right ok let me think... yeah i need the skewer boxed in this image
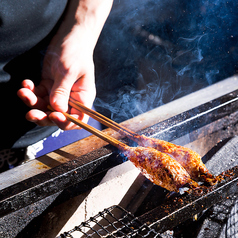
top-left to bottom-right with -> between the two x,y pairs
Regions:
69,97 -> 141,142
48,104 -> 204,191
67,99 -> 217,185
47,105 -> 127,150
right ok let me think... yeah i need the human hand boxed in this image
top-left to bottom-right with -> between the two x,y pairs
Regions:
17,0 -> 113,130
17,25 -> 96,130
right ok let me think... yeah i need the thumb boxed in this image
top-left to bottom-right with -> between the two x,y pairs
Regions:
50,75 -> 75,112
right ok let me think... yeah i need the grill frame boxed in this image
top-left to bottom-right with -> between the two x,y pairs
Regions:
1,89 -> 238,218
57,163 -> 238,237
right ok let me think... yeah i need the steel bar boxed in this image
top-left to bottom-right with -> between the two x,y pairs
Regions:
140,90 -> 238,142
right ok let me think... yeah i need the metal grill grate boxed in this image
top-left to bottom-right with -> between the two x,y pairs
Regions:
58,205 -> 161,238
224,199 -> 238,238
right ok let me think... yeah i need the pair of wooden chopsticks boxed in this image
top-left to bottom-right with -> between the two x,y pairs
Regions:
48,99 -> 132,150
69,97 -> 141,140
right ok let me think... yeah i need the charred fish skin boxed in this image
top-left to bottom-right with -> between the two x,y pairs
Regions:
137,135 -> 217,185
120,146 -> 199,192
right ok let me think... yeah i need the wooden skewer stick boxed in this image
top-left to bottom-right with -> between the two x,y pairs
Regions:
47,105 -> 127,149
69,97 -> 141,142
67,100 -> 218,187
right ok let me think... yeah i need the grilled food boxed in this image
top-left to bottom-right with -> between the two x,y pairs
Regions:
119,145 -> 199,192
134,135 -> 217,185
67,97 -> 216,187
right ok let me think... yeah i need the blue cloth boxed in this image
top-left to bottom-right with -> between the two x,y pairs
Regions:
0,115 -> 102,172
35,116 -> 102,157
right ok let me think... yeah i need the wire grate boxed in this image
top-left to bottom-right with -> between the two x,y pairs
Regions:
224,198 -> 238,238
58,205 -> 161,238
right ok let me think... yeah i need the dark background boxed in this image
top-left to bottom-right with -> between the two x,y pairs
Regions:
94,0 -> 238,123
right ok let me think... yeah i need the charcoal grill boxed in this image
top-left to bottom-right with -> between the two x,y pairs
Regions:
55,165 -> 238,238
57,205 -> 161,238
0,76 -> 238,237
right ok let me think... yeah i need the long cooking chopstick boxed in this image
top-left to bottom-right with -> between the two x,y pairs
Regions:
47,105 -> 127,149
69,97 -> 141,142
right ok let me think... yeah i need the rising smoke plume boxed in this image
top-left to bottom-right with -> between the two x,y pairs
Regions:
94,0 -> 238,122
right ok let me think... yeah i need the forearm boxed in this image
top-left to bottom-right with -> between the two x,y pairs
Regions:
58,0 -> 113,50
18,0 -> 113,129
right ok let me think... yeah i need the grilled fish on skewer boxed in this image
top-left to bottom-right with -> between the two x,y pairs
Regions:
48,105 -> 199,192
119,145 -> 199,192
68,98 -> 217,185
134,135 -> 217,185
